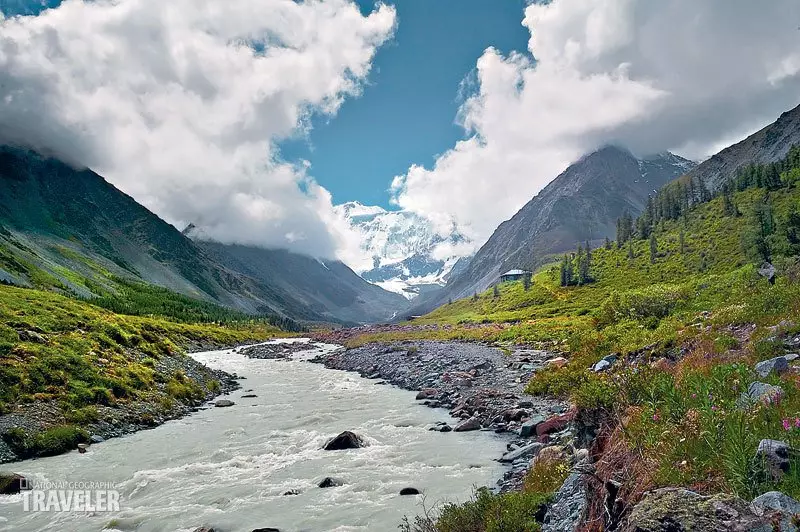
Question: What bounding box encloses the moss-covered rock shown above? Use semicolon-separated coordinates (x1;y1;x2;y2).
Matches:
622;488;773;532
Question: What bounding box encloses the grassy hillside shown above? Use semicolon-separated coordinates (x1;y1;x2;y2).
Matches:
0;283;285;460
398;149;800;529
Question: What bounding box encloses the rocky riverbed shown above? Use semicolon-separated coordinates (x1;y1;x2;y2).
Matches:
310;339;580;492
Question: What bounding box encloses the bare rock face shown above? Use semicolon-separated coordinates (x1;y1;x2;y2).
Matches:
322;431;367;451
621;488;773;532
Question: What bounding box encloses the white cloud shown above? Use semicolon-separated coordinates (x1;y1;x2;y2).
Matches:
391;0;800;249
0;0;396;258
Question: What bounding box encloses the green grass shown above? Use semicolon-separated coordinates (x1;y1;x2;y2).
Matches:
2;425;89;459
0;283;282;416
386;152;800;515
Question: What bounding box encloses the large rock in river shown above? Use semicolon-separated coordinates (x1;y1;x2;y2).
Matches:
0;473;25;495
318;477;345;488
323;431;367;450
621;488;773;531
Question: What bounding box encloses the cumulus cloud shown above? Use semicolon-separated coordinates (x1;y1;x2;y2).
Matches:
0;0;395;258
391;0;800;248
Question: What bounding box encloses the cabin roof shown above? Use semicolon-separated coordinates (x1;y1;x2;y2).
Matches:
501;269;529;276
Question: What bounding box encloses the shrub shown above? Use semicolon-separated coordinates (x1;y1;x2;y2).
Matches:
400;488;549;532
2;425;89;459
597;284;690;327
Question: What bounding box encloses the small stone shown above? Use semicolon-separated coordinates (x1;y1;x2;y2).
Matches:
252;529;281;532
241;394;258;398
518;401;534;408
318;477;344;488
755;356;789;378
77;443;88;454
192;528;215;532
214;399;235;407
439;424;453;433
399;487;420;495
546;357;568;368
453;417;481;432
90;435;105;444
282;489;300;496
415;388;438;400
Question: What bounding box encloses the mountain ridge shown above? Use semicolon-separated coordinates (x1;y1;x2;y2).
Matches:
406;147;695;315
0;146;407;324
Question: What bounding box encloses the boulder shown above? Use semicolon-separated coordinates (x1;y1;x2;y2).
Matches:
755;356;789;378
0;473;26;495
502;408;529;422
536;412;573;436
546;357;568;368
241;394;258;398
453;417;481;432
318;477;344;488
751;491;800;530
756;439;791;481
323;431;367;450
520;415;546;438
252;529;281;532
621;488;772;531
214;399;235;408
282;489;300;496
399;487;420;495
739;382;784;407
499;442;543;463
439;424;453;433
90;434;105;444
415;388;438;400
192;528;215;532
18;330;46;344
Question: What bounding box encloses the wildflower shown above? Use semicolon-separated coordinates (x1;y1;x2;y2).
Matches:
795;418;800;428
711;405;718;412
784;419;792;431
691;393;697;399
652;413;660;422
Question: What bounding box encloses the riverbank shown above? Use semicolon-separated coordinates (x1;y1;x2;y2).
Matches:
308;339;580;492
0;340;253;464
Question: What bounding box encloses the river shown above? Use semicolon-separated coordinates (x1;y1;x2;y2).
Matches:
0;339;508;531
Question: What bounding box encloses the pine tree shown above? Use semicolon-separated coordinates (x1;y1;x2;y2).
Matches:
522;272;532;291
604;236;612;250
493;284;500;298
472;292;478;302
649;233;658;264
627;239;634;260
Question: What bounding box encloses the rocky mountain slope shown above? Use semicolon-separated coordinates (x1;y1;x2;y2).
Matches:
335;201;469;299
407;147;694;315
686;103;800;191
0;146;406;324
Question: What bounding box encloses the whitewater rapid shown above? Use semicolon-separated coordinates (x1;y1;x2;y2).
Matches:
0;339;507;531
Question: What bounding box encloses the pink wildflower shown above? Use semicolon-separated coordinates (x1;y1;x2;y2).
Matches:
784;419;792;431
691;393;697;399
653;413;659;422
711;405;718;412
795;417;800;428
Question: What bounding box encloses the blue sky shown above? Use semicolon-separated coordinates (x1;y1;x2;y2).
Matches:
4;0;531;210
280;0;531;208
